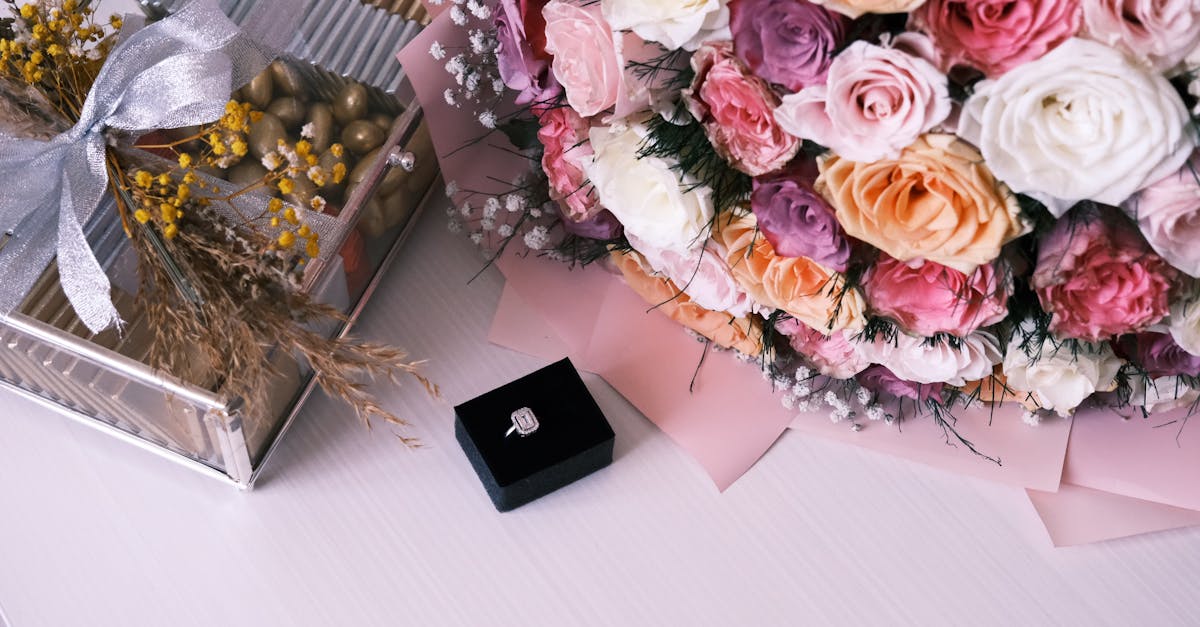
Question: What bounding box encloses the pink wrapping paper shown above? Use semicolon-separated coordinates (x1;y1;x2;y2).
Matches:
1028;483;1200;546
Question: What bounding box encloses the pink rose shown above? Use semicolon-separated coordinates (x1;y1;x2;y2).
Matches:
775;39;951;162
627;233;757;318
1034;207;1179;341
910;0;1082;77
685;41;800;177
1124;152;1200;277
777;318;871;379
538;107;598;221
865;255;1012;337
542;1;621;117
1082;0;1200;73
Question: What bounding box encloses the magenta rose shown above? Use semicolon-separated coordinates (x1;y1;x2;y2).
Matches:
774;39;952;162
495;0;560;105
729;0;849;93
865;255;1012;337
1124;152;1200;277
1082;0;1200;73
685;41;801;177
1128;332;1200;377
750;172;851;271
778;317;871;378
910;0;1082;77
1034;209;1179;341
542;1;621;117
857;365;945;403
538;106;598;221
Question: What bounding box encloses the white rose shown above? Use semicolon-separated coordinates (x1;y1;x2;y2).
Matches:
602;0;730;51
1002;322;1124;416
626;233;757;317
859;330;1002;386
1168;281;1200;356
1128;376;1200;412
960;38;1194;216
586;123;715;253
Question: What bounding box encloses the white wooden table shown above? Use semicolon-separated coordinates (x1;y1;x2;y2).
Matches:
3;198;1200;626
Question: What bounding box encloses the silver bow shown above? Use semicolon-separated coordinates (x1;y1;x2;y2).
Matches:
0;0;295;334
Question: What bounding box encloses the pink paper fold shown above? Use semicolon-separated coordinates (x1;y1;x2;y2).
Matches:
1028;483;1200;546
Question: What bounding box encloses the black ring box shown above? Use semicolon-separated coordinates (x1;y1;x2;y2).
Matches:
454;358;615;511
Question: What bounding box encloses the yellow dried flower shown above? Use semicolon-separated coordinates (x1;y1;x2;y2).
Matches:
267;198;283;213
134;171;153;188
46;44;63;56
164;224;178;239
19;4;35;19
133;209;151;224
110;15;123;29
64;0;78;12
182;171;197;184
176;184;190;201
160;203;176;223
270;216;280;227
277;178;295;195
277;231;296;248
249;111;264;122
283;207;298;224
29;51;43;65
211;141;227;156
305;239;320;258
297;225;312;238
305;154;318;167
330;144;344;158
156;173;170;186
231;140;248;157
178;153;193;169
331;162;347;184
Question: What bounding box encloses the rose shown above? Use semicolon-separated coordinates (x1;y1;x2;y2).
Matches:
815;133;1026;274
717;212;865;333
562;209;623;240
809;0;929;19
959;39;1194;215
602;0;731;51
684;42;800;177
1002;320;1123;416
627;233;757;317
1082;0;1200;73
1033;209;1177;341
612;249;763;354
858;330;1003;386
1128;333;1200;377
750;172;851;271
1123;153;1200;277
909;0;1081;77
729;0;848;92
495;0;560;105
775;39;951;163
586;123;715;253
777;318;871;378
865;255;1011;337
857;365;944;403
538;106;598;221
1168;281;1200;356
542;1;621;117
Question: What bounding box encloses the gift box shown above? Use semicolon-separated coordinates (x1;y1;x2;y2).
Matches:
0;0;439;488
455;358;616;511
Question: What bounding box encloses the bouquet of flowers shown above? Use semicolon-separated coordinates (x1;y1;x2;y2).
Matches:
0;0;432;437
427;0;1200;453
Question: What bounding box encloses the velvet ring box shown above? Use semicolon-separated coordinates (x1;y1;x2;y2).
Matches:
454;358;615;512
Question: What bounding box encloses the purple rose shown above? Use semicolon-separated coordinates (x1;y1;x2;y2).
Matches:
1132;333;1200;377
857;365;945;404
495;0;561;105
751;173;851;271
562;209;623;240
730;0;849;93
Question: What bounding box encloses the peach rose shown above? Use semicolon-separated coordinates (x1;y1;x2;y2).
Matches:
716;212;865;333
811;0;929;19
815;133;1027;274
612;250;763;355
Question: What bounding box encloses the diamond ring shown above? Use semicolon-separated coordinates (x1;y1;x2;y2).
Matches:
505;407;539;437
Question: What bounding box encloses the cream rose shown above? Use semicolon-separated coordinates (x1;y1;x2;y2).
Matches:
586;123;715;253
859;330;1002;386
602;0;730;51
1168;281;1200;356
960;38;1194;216
810;0;928;18
1082;0;1200;74
1001;321;1124;416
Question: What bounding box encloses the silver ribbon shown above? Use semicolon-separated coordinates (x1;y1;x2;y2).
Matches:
0;0;297;334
